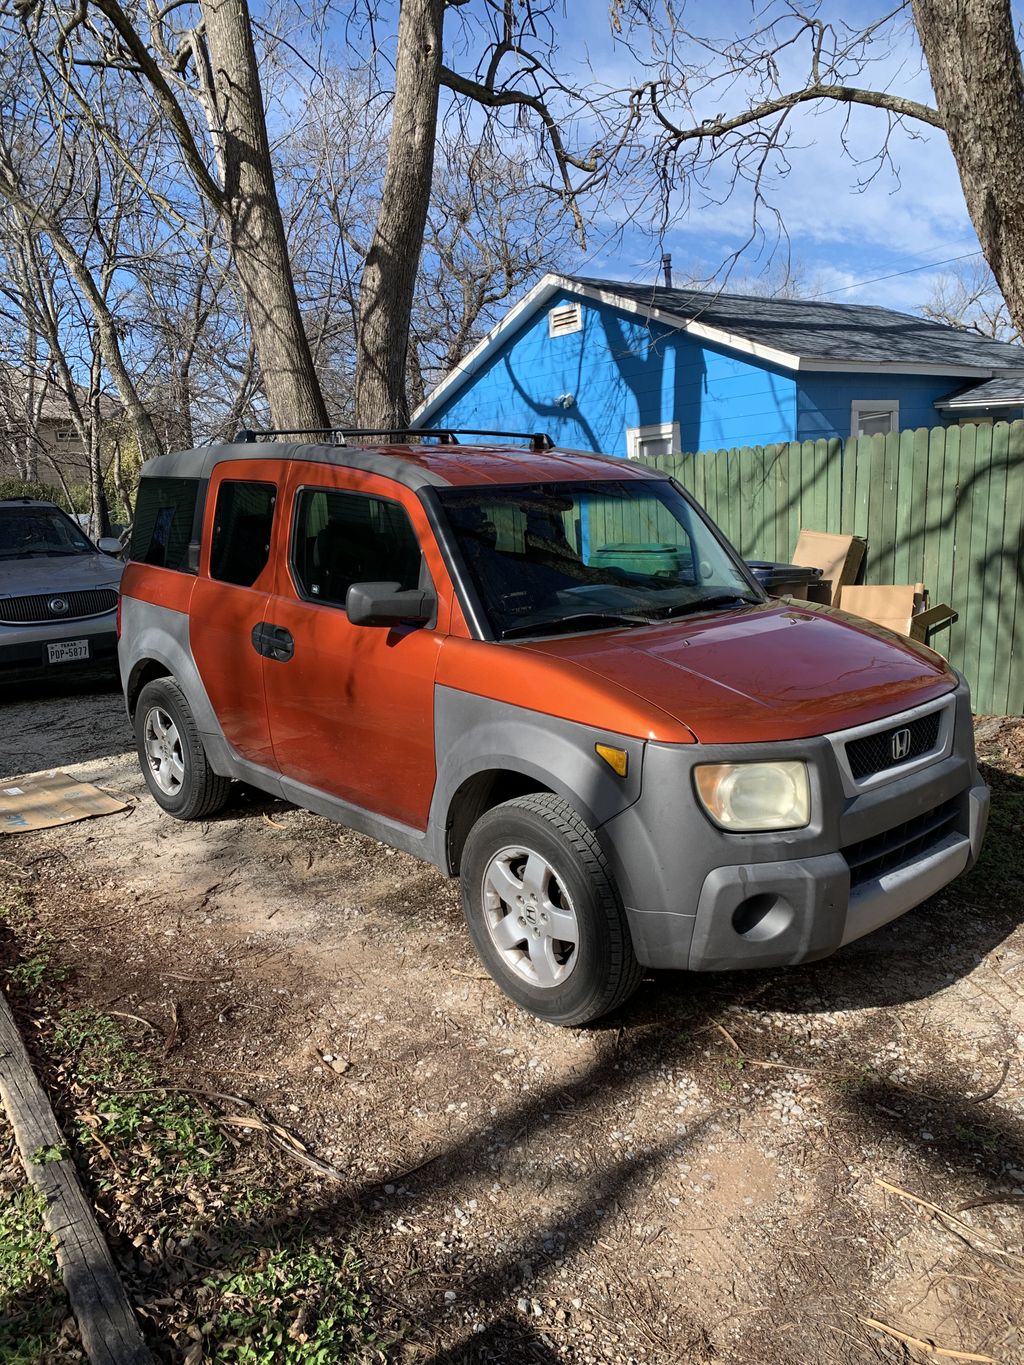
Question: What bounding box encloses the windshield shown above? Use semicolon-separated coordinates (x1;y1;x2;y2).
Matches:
437;479;763;638
0;506;95;560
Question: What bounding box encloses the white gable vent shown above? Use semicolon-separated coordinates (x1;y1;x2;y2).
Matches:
548;302;582;337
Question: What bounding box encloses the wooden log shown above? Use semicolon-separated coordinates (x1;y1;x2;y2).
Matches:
0;989;153;1365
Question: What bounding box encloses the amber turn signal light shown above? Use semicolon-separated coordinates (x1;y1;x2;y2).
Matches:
595;743;628;777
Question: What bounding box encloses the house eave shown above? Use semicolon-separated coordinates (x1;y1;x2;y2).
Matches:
935;395;1024;410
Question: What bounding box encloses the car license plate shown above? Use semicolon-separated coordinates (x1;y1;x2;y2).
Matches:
47;639;90;664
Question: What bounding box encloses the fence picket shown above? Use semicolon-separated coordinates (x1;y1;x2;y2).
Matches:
653;421;1023;713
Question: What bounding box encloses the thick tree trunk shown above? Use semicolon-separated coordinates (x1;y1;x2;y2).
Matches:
201;0;328;433
912;0;1024;334
354;0;445;428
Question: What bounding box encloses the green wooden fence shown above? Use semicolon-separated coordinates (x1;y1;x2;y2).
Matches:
642;422;1024;716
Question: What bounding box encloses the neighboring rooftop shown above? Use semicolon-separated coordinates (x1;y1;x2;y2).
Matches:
568;275;1024;372
936;374;1024;409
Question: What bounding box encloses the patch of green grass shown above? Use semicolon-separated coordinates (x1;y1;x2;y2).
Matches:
51;1008;226;1186
0;1179;66;1365
7;949;66;992
205;1248;377;1365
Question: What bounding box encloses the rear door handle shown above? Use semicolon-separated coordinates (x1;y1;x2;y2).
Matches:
251;622;294;662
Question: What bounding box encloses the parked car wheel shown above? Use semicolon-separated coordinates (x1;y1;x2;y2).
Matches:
134;677;232;821
460;793;643;1026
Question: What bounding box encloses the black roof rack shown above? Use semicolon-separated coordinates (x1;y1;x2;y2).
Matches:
232;426;554;452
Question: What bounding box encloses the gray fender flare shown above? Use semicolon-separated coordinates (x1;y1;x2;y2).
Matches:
429;687;645;872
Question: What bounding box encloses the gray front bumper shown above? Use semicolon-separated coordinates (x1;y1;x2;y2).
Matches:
598;679;989;971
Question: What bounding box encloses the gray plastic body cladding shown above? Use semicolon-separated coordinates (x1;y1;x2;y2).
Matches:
600;679;983;971
429;687;646;871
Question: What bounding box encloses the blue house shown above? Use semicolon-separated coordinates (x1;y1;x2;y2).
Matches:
412;274;1024;458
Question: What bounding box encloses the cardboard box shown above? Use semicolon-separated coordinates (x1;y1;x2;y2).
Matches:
792;530;867;606
838;584;957;644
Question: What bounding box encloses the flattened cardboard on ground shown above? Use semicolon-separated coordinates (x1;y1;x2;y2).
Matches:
0;771;129;835
792;530;867;606
839;584;958;644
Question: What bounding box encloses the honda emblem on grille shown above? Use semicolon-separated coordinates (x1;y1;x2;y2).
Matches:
48;597;69;615
891;727;912;761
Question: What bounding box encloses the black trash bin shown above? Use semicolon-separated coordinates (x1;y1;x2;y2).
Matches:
746;560;824;600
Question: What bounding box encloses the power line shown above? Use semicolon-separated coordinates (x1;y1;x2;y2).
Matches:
813;249;984;298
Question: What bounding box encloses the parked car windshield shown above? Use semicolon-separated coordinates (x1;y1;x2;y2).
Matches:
437;478;763;638
0;505;95;560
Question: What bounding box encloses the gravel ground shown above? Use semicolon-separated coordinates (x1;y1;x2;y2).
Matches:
1;680;1023;1364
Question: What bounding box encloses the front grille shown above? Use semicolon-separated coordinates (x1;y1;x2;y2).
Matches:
846;710;942;781
0;587;118;624
843;796;961;888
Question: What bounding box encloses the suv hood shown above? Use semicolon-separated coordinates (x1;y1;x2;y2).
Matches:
0;551;123;598
520;601;957;744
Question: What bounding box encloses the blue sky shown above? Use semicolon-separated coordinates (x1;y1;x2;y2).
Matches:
547;0;979;311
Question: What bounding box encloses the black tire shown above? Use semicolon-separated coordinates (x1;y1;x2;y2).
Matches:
460;793;643;1026
134;676;232;821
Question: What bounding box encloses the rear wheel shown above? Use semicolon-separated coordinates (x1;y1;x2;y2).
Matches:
460;793;643;1026
134;677;232;821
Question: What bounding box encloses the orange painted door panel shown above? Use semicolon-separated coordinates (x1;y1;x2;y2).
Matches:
189;466;281;767
262;465;448;829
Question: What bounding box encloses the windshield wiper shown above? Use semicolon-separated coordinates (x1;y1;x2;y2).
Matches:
501;611;654;640
652;594;760;619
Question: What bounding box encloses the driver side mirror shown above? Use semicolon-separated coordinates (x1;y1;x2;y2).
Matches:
97;536;123;557
345;581;435;627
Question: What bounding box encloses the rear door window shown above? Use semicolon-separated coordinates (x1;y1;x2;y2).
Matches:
291;487;423;606
209;480;277;587
130;477;202;571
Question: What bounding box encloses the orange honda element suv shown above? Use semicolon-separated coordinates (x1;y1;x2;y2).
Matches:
119;428;989;1025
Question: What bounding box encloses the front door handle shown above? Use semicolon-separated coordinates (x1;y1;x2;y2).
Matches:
251;622;294;662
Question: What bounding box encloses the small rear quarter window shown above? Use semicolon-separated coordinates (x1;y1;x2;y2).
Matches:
130;477;202;571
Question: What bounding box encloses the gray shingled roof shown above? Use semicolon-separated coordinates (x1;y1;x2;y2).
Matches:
569;275;1024;372
935;374;1024;407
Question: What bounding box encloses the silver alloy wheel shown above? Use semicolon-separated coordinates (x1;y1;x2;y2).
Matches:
143;706;186;796
481;844;579;988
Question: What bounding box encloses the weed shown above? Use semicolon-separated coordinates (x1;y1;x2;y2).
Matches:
29;1144;68;1165
0;1176;66;1365
50;1008;226;1185
6;948;66;992
205;1248;377;1364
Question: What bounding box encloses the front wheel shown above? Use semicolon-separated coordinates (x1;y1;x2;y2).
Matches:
134;677;232;821
459;793;643;1026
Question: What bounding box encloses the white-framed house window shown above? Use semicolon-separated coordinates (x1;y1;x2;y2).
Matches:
850;399;899;439
54;428;77;443
626;421;680;461
547;302;582;337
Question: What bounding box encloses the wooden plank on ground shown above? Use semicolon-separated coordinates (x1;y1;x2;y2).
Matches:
0;989;154;1365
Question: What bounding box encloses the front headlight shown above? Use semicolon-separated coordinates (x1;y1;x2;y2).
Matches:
693;760;809;831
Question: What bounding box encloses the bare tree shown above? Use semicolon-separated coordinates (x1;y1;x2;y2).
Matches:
922;258;1020;340
17;0;328;430
610;0;1024;333
354;0;623;427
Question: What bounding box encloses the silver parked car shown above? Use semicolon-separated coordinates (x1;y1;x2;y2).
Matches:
0;498;124;683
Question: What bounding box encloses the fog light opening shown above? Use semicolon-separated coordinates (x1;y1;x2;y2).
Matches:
731;893;792;942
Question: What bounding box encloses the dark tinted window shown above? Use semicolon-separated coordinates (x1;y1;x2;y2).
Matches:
130;477;201;571
292;488;422;607
210;480;277;587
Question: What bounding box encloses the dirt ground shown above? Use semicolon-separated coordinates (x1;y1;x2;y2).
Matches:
2;679;1023;1364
